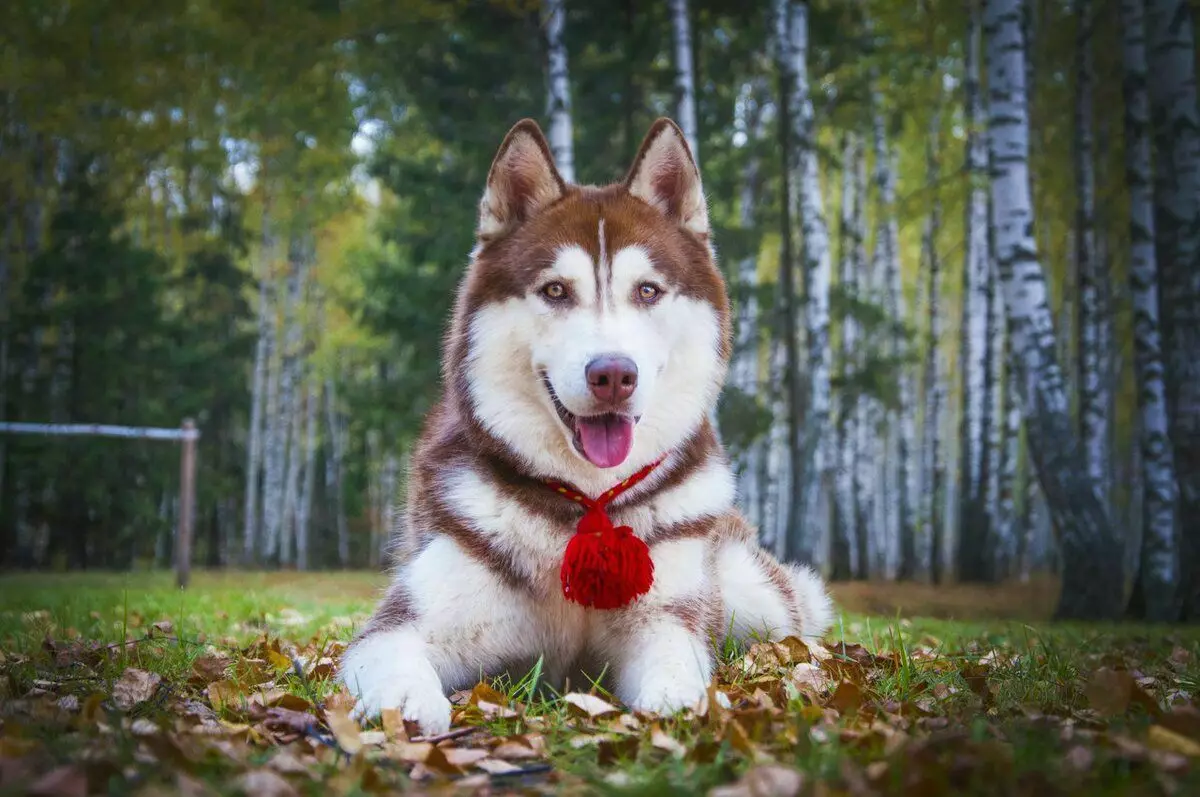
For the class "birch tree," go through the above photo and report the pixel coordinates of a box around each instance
[325,378,350,568]
[985,0,1123,619]
[295,378,318,571]
[780,0,832,564]
[1145,0,1200,619]
[958,0,993,583]
[832,133,860,581]
[1122,0,1180,621]
[851,140,873,579]
[1074,0,1108,504]
[543,0,575,182]
[921,107,945,584]
[242,196,273,564]
[730,84,765,529]
[669,0,699,161]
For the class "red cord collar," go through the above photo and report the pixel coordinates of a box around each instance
[544,456,665,609]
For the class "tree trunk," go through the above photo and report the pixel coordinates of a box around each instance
[669,0,699,162]
[1145,0,1200,620]
[242,197,273,565]
[1122,0,1181,621]
[771,0,803,562]
[278,233,309,567]
[325,377,350,567]
[993,345,1021,580]
[782,0,832,565]
[295,378,318,571]
[958,0,994,584]
[1075,0,1108,508]
[851,140,873,580]
[921,107,946,584]
[985,0,1124,619]
[543,0,575,182]
[832,133,859,581]
[981,230,1003,581]
[731,84,765,530]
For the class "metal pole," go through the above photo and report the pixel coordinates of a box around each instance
[176,419,197,589]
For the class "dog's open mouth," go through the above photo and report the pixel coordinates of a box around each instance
[542,373,637,469]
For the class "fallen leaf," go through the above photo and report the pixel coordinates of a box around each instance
[440,748,490,767]
[112,668,162,711]
[475,758,523,775]
[829,681,863,715]
[651,723,687,757]
[381,708,408,741]
[1148,725,1200,758]
[563,692,620,718]
[236,769,299,797]
[189,653,231,686]
[324,706,363,754]
[1085,668,1133,717]
[708,765,804,797]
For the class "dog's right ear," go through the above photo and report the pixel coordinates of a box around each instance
[477,119,566,241]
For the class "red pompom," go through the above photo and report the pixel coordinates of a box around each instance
[560,505,654,609]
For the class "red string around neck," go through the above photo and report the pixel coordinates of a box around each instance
[545,456,665,609]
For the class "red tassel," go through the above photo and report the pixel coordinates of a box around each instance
[560,505,654,610]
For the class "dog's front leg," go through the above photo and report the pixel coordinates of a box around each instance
[338,536,544,734]
[589,536,716,716]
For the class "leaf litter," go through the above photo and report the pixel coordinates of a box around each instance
[2,591,1200,795]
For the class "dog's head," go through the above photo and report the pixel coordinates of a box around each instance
[447,118,731,484]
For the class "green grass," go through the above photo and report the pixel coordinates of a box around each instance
[1,571,1199,796]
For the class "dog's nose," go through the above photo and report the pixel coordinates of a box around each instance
[586,355,638,404]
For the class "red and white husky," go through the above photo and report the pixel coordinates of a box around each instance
[339,118,833,734]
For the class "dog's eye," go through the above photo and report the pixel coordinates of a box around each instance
[636,283,662,304]
[541,281,568,301]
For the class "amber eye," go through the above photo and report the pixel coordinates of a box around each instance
[541,281,568,301]
[637,283,662,303]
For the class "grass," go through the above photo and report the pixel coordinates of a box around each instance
[1,570,1199,796]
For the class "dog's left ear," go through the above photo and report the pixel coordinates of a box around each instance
[624,118,709,238]
[477,119,566,241]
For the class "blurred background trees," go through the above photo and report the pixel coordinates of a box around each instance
[2,0,1198,621]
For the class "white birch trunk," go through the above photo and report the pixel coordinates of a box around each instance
[731,85,764,530]
[832,133,860,580]
[543,0,575,182]
[1122,0,1180,621]
[325,378,350,567]
[993,346,1021,580]
[763,339,790,556]
[985,0,1124,619]
[958,0,993,582]
[1145,0,1200,619]
[1075,0,1108,504]
[982,244,1004,580]
[851,141,873,579]
[921,107,946,583]
[669,0,699,162]
[295,378,318,571]
[279,235,309,567]
[784,0,832,564]
[242,199,273,564]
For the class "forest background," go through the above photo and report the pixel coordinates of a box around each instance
[3,0,1200,625]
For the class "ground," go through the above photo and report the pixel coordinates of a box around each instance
[1,572,1198,796]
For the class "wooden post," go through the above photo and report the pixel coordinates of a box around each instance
[176,419,197,589]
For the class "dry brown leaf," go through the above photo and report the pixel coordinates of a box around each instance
[189,653,231,686]
[708,764,805,797]
[491,734,546,760]
[1085,668,1134,717]
[650,723,687,757]
[384,740,434,763]
[563,692,620,718]
[236,769,299,797]
[829,681,863,715]
[268,749,316,777]
[324,706,363,755]
[380,708,408,741]
[1159,705,1200,741]
[440,747,490,767]
[206,680,247,706]
[475,758,524,775]
[112,668,162,711]
[1147,725,1200,758]
[27,765,88,797]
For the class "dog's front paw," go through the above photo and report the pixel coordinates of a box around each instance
[629,673,708,716]
[351,678,452,736]
[338,633,452,735]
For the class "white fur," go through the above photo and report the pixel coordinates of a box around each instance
[464,242,724,498]
[786,563,836,642]
[716,542,794,641]
[341,628,451,733]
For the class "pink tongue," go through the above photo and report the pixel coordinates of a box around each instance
[575,415,635,468]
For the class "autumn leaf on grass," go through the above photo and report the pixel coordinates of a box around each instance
[708,764,805,797]
[325,705,363,755]
[828,681,864,715]
[1148,725,1200,758]
[564,692,620,719]
[1084,667,1161,718]
[112,667,162,711]
[189,652,232,686]
[650,723,687,757]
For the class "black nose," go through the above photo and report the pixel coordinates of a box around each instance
[585,355,638,404]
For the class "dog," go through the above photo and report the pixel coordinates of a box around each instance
[338,118,834,734]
